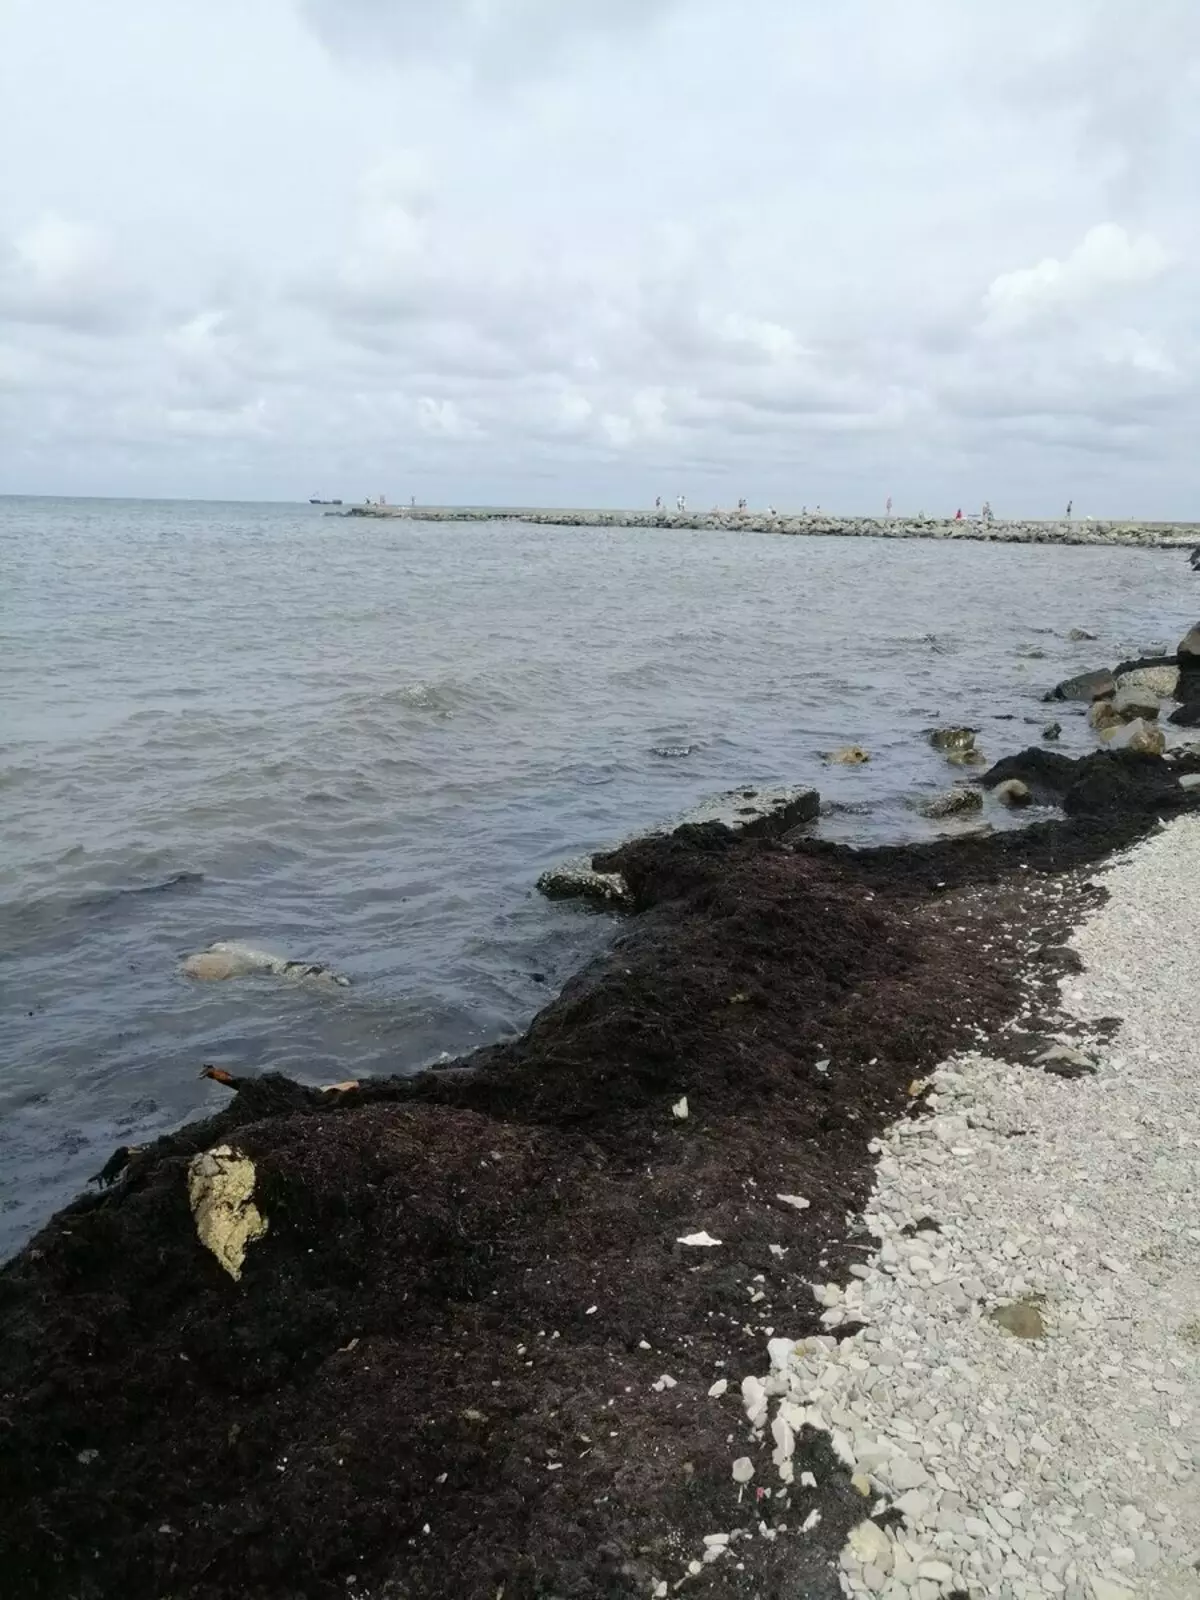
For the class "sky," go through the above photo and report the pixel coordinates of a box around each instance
[1,0,1199,514]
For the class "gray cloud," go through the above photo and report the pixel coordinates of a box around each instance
[0,0,1196,513]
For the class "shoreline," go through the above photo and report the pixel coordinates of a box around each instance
[2,640,1200,1596]
[343,504,1200,550]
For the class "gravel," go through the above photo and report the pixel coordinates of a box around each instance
[735,816,1200,1600]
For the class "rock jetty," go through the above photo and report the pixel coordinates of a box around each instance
[347,503,1200,549]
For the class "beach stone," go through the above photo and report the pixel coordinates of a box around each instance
[1177,623,1200,659]
[1168,701,1200,727]
[1179,773,1200,792]
[917,788,983,820]
[992,779,1032,808]
[1046,668,1116,703]
[989,1300,1046,1339]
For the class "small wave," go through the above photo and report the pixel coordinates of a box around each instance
[76,871,205,910]
[650,743,698,759]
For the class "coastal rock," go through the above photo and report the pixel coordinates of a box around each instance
[1106,718,1166,756]
[917,788,983,820]
[1111,685,1161,721]
[1045,668,1116,703]
[927,726,979,754]
[1037,1044,1098,1078]
[1168,701,1200,727]
[992,779,1032,807]
[827,746,870,765]
[1088,699,1123,734]
[1042,721,1062,741]
[1068,627,1097,641]
[537,859,634,909]
[1178,623,1200,659]
[1117,664,1179,698]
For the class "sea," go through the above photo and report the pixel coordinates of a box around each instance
[0,495,1190,1257]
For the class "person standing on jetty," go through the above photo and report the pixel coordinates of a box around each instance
[1066,499,1073,518]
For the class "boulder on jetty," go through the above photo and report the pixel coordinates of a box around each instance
[537,784,819,908]
[1110,684,1162,721]
[1044,667,1116,703]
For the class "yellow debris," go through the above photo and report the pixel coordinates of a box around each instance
[186,1145,268,1281]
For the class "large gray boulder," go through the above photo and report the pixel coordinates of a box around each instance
[1044,667,1116,703]
[1178,623,1200,659]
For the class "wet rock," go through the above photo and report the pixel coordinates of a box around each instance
[1106,718,1166,756]
[537,860,632,909]
[992,779,1032,807]
[1042,721,1062,741]
[945,746,985,768]
[1088,699,1123,734]
[826,746,870,765]
[1168,701,1200,727]
[1180,773,1200,792]
[927,726,979,753]
[988,1299,1046,1339]
[1117,664,1179,699]
[1111,685,1161,721]
[1068,627,1097,641]
[1044,668,1116,703]
[1178,622,1200,659]
[916,788,983,820]
[980,746,1185,817]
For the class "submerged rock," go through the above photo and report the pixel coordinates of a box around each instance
[927,726,978,753]
[181,941,351,988]
[1042,721,1062,742]
[916,788,983,820]
[826,746,870,765]
[1067,627,1097,641]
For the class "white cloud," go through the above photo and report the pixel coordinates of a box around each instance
[982,224,1173,333]
[0,0,1198,512]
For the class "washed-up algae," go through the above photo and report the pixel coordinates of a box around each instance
[0,757,1194,1600]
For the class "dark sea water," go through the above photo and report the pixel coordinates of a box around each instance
[0,496,1190,1255]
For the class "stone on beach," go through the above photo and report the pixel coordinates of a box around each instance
[1178,622,1200,658]
[1105,717,1166,756]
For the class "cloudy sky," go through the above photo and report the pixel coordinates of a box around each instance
[1,0,1198,514]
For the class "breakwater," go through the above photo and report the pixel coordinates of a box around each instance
[346,503,1200,548]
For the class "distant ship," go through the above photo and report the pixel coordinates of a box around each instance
[309,496,343,506]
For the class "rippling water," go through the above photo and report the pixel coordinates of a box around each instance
[0,495,1189,1255]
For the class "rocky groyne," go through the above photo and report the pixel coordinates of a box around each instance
[345,504,1200,549]
[2,631,1200,1600]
